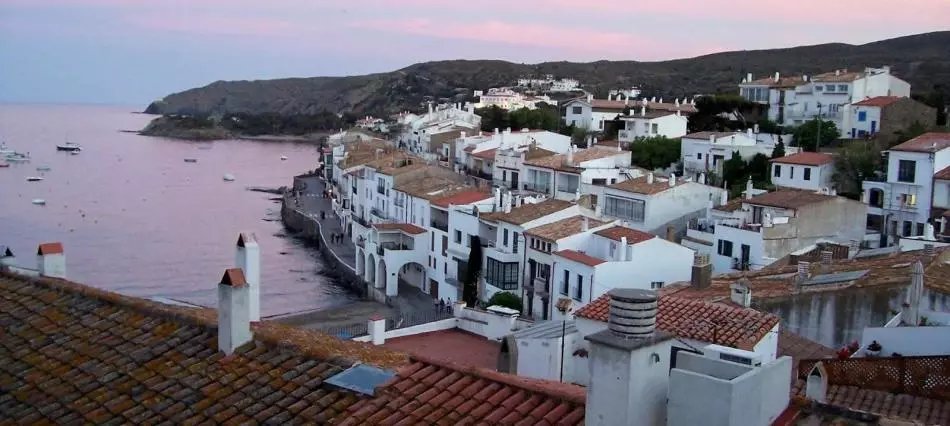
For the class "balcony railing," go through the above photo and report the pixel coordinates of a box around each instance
[522,182,550,193]
[370,207,388,220]
[430,220,448,232]
[352,215,371,228]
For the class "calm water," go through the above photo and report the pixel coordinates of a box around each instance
[0,104,355,316]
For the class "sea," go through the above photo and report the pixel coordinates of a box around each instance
[0,103,356,317]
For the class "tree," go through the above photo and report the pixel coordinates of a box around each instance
[628,136,681,170]
[487,292,523,313]
[462,235,483,306]
[771,140,786,159]
[792,119,839,152]
[689,94,766,132]
[746,153,772,184]
[476,104,562,133]
[833,140,883,199]
[722,151,747,196]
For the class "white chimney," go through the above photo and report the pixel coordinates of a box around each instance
[669,173,676,187]
[753,124,760,134]
[0,246,15,268]
[236,233,261,322]
[924,222,936,240]
[774,71,780,82]
[618,236,627,261]
[730,279,752,307]
[651,96,656,102]
[698,173,706,185]
[720,189,728,206]
[709,134,716,144]
[647,173,654,184]
[835,69,841,76]
[493,187,502,209]
[659,97,664,104]
[607,93,613,101]
[494,128,499,135]
[640,106,646,116]
[592,137,598,145]
[428,102,433,114]
[587,94,593,102]
[460,131,467,139]
[745,178,754,200]
[746,72,753,82]
[36,242,66,279]
[218,268,253,355]
[368,314,386,345]
[567,145,575,165]
[675,98,680,107]
[746,128,753,139]
[585,289,667,426]
[624,96,629,106]
[582,216,590,232]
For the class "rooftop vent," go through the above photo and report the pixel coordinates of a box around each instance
[607,288,658,339]
[325,364,396,396]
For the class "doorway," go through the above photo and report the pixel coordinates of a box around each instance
[430,279,439,300]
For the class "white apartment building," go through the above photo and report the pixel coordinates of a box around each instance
[516,75,580,92]
[397,102,481,154]
[473,88,555,110]
[522,145,642,201]
[862,133,950,245]
[739,67,911,138]
[455,129,571,179]
[617,101,689,142]
[769,151,835,191]
[492,145,557,191]
[681,130,796,179]
[562,94,697,131]
[599,173,728,235]
[549,226,695,321]
[439,192,503,301]
[684,185,867,272]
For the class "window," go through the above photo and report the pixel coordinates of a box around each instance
[604,196,646,223]
[790,167,795,179]
[609,242,617,258]
[903,221,913,237]
[513,232,519,254]
[485,258,519,290]
[804,168,811,181]
[815,85,823,92]
[431,233,435,252]
[454,230,462,243]
[442,235,447,256]
[651,123,658,134]
[562,270,570,295]
[558,174,580,194]
[717,239,734,257]
[837,85,848,92]
[897,160,916,183]
[858,111,867,122]
[503,229,509,246]
[916,222,925,237]
[697,153,702,160]
[571,106,582,114]
[825,85,835,92]
[575,274,584,300]
[774,164,782,178]
[651,281,664,289]
[503,170,507,181]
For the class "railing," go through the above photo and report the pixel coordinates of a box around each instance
[378,242,412,255]
[370,207,388,220]
[312,307,455,340]
[797,356,950,399]
[522,182,550,193]
[318,322,369,339]
[352,215,371,228]
[430,220,448,232]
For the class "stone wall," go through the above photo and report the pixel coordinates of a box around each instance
[880,98,938,143]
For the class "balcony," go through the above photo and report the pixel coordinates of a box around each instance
[522,182,550,194]
[352,215,371,228]
[430,220,448,232]
[370,207,388,220]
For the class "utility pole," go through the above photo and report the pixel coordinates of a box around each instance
[814,102,823,152]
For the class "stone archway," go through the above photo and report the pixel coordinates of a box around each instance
[356,249,365,279]
[366,253,377,284]
[395,261,427,293]
[376,259,388,289]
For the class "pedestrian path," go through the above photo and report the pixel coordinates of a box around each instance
[294,176,356,270]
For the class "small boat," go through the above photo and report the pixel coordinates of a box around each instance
[4,152,30,161]
[32,199,46,205]
[223,173,236,182]
[0,143,15,155]
[280,155,288,161]
[70,151,80,155]
[56,142,82,152]
[184,158,198,163]
[36,165,51,171]
[0,163,9,168]
[26,176,44,182]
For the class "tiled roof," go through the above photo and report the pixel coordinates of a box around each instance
[770,152,834,166]
[472,148,497,160]
[431,189,492,208]
[0,271,410,425]
[852,96,901,107]
[523,146,557,160]
[746,188,835,210]
[811,70,864,83]
[382,329,500,370]
[682,131,741,140]
[742,75,807,88]
[523,146,624,172]
[374,223,428,235]
[609,175,679,195]
[889,132,950,153]
[619,111,676,119]
[37,242,64,255]
[524,215,610,242]
[578,98,698,114]
[714,197,745,213]
[777,330,834,364]
[338,357,587,426]
[594,226,656,244]
[935,165,950,180]
[554,249,607,267]
[367,155,428,176]
[489,199,573,226]
[394,176,469,200]
[574,295,780,350]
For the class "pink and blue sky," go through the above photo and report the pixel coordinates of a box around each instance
[1,0,947,105]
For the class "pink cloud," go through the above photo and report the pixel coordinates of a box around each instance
[124,15,316,38]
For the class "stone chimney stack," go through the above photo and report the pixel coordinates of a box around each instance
[218,268,253,355]
[36,243,66,279]
[669,173,676,187]
[647,173,655,184]
[585,289,670,426]
[691,253,712,289]
[236,233,261,322]
[819,250,833,274]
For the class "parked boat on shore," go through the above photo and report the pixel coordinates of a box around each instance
[56,142,82,152]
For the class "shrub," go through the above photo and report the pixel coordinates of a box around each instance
[487,291,523,313]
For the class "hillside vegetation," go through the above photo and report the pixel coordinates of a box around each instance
[145,31,950,117]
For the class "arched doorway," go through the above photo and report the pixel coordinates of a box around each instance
[366,253,377,284]
[355,249,364,278]
[376,259,387,290]
[396,262,428,297]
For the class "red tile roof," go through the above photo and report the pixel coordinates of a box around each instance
[463,145,476,153]
[742,75,807,88]
[555,249,608,267]
[524,216,610,242]
[574,295,780,350]
[936,165,950,180]
[36,242,63,255]
[746,188,835,210]
[890,132,950,153]
[472,148,497,160]
[431,190,492,208]
[609,175,678,195]
[221,267,248,287]
[374,223,428,235]
[594,226,656,244]
[383,329,501,369]
[483,199,573,225]
[339,356,587,426]
[770,152,834,166]
[852,96,901,107]
[523,146,625,172]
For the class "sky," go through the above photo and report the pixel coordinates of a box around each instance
[0,0,947,106]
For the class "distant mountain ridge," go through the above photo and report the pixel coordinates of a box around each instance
[144,31,950,117]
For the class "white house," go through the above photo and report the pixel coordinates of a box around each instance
[617,101,689,142]
[680,130,795,179]
[474,87,555,110]
[522,145,642,201]
[863,133,950,245]
[562,94,697,131]
[457,129,572,180]
[549,225,695,321]
[492,145,557,191]
[397,102,481,154]
[769,151,835,191]
[598,173,728,235]
[431,190,495,301]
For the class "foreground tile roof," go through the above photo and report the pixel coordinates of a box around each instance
[852,96,902,107]
[524,215,611,242]
[374,223,428,235]
[890,132,950,153]
[0,271,409,425]
[770,152,834,166]
[935,165,950,181]
[382,329,501,370]
[523,146,624,172]
[574,295,780,350]
[554,249,607,267]
[338,357,587,426]
[594,226,656,244]
[609,175,680,195]
[431,189,492,208]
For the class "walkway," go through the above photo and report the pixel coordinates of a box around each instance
[294,176,356,270]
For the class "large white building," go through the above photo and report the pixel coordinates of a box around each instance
[597,173,729,236]
[473,88,555,110]
[396,102,481,154]
[522,145,642,201]
[680,130,795,179]
[561,94,697,131]
[454,129,572,180]
[617,101,689,142]
[739,66,911,138]
[769,151,835,191]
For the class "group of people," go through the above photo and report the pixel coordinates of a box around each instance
[329,232,345,244]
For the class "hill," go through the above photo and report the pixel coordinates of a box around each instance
[144,31,950,117]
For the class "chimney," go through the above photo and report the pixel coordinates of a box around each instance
[819,250,833,274]
[236,233,261,322]
[730,278,752,307]
[651,96,656,102]
[903,261,925,326]
[746,128,753,139]
[0,246,15,269]
[624,96,629,106]
[460,131,467,139]
[640,106,646,116]
[218,268,253,355]
[698,173,706,185]
[567,145,575,165]
[669,173,676,187]
[691,253,712,289]
[607,93,613,101]
[494,127,500,135]
[617,140,622,152]
[666,224,675,242]
[797,261,811,284]
[709,134,716,144]
[504,192,513,213]
[36,243,66,279]
[745,178,754,200]
[368,314,386,345]
[835,69,841,76]
[585,289,668,426]
[924,222,936,240]
[746,72,753,82]
[647,173,655,184]
[753,123,760,134]
[493,187,502,210]
[618,236,628,261]
[587,94,593,102]
[428,102,433,114]
[774,71,780,82]
[720,189,728,206]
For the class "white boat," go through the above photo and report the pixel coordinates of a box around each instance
[70,151,80,155]
[223,173,236,182]
[280,155,288,161]
[0,142,15,155]
[57,142,82,151]
[26,176,44,182]
[36,165,51,171]
[4,152,30,161]
[32,199,46,205]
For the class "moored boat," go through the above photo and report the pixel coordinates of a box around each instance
[26,176,44,182]
[223,173,235,182]
[56,142,82,152]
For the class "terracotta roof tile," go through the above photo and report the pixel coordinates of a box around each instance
[524,146,557,160]
[221,268,248,287]
[524,146,625,172]
[935,165,950,181]
[574,295,780,350]
[742,75,807,88]
[683,131,742,140]
[382,330,501,370]
[770,152,834,166]
[745,188,835,210]
[37,242,64,255]
[852,96,902,107]
[554,249,607,267]
[609,175,679,195]
[810,70,864,83]
[567,98,698,114]
[472,148,497,160]
[374,223,427,235]
[431,190,492,208]
[486,199,573,226]
[714,197,745,212]
[524,215,610,242]
[594,226,656,244]
[890,132,950,153]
